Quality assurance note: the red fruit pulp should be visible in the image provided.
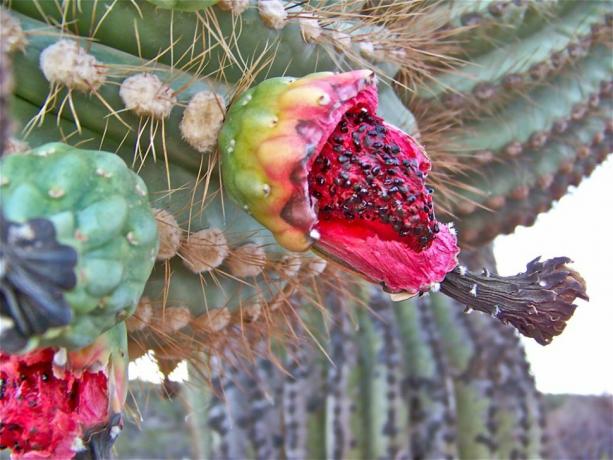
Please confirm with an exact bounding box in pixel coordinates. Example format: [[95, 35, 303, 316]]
[[0, 349, 109, 459], [309, 104, 438, 251], [307, 102, 458, 294]]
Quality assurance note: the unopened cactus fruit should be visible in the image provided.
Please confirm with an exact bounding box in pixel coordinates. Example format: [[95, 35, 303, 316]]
[[0, 322, 128, 459], [220, 70, 459, 296], [0, 143, 158, 352]]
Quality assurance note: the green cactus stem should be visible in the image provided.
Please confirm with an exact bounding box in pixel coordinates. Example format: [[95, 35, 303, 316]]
[[416, 1, 607, 111], [10, 1, 407, 83]]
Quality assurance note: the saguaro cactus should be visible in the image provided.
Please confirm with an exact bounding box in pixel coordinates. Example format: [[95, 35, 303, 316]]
[[0, 1, 608, 458]]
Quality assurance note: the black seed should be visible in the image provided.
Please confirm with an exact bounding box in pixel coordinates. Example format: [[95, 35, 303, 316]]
[[361, 163, 371, 170], [368, 129, 378, 137], [376, 125, 386, 133], [333, 145, 343, 153], [389, 186, 399, 194], [379, 192, 390, 201], [334, 136, 343, 144], [312, 191, 322, 199], [372, 166, 381, 175], [420, 236, 429, 245], [338, 155, 349, 163], [316, 176, 325, 185], [427, 187, 434, 194], [334, 177, 343, 186], [358, 188, 368, 196], [433, 223, 440, 233], [340, 126, 348, 133], [344, 180, 352, 187], [393, 178, 404, 186], [390, 144, 400, 154], [407, 194, 416, 203], [373, 142, 383, 149], [358, 125, 367, 133]]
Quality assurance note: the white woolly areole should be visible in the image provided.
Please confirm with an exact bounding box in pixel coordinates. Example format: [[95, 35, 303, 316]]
[[119, 73, 176, 119], [358, 41, 377, 61], [154, 208, 182, 260], [225, 243, 267, 278], [299, 15, 322, 43], [126, 297, 153, 332], [0, 10, 27, 53], [217, 0, 249, 14], [278, 254, 302, 279], [303, 256, 327, 276], [40, 39, 106, 92], [153, 306, 192, 333], [258, 0, 287, 30], [180, 228, 229, 273], [331, 30, 352, 50], [193, 308, 231, 333], [4, 138, 29, 155], [180, 91, 225, 153]]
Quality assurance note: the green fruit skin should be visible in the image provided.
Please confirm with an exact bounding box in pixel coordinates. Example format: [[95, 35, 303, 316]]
[[0, 143, 159, 350]]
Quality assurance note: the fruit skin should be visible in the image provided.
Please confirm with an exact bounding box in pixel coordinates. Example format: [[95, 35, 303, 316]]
[[0, 143, 158, 352], [0, 322, 128, 459], [220, 69, 378, 251], [220, 70, 459, 294]]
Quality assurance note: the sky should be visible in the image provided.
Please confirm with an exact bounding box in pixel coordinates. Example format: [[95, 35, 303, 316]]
[[130, 158, 613, 396]]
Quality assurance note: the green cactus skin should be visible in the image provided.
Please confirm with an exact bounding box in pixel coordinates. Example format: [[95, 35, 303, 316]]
[[10, 12, 229, 172], [0, 142, 157, 351], [146, 0, 219, 11], [444, 1, 577, 59], [10, 1, 398, 84], [454, 98, 611, 208], [394, 297, 459, 459], [417, 2, 608, 111], [447, 44, 610, 157]]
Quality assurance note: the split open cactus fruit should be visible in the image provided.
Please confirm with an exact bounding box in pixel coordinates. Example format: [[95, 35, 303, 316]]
[[0, 143, 158, 353], [220, 70, 459, 296]]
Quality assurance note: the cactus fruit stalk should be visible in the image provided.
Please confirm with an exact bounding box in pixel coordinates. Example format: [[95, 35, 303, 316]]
[[0, 322, 128, 459]]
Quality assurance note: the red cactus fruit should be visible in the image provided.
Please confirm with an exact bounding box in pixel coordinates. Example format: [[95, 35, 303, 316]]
[[0, 324, 127, 459], [220, 70, 459, 295]]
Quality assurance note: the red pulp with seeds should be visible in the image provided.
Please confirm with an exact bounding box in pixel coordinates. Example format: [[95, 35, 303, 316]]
[[307, 97, 458, 294], [0, 349, 109, 459]]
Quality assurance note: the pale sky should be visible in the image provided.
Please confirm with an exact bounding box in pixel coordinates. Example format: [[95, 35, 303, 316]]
[[131, 159, 613, 396], [495, 157, 613, 395]]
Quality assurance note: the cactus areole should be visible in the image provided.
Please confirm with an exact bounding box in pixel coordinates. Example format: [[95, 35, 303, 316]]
[[220, 70, 459, 295]]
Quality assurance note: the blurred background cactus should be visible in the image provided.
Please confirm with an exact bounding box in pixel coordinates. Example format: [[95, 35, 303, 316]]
[[0, 0, 610, 458]]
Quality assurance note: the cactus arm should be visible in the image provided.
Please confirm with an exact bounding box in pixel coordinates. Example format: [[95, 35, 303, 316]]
[[449, 44, 611, 155], [11, 12, 229, 171], [428, 294, 494, 459], [358, 295, 411, 460], [324, 295, 366, 459], [456, 100, 611, 205], [11, 1, 394, 83], [395, 298, 459, 458], [418, 3, 607, 107]]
